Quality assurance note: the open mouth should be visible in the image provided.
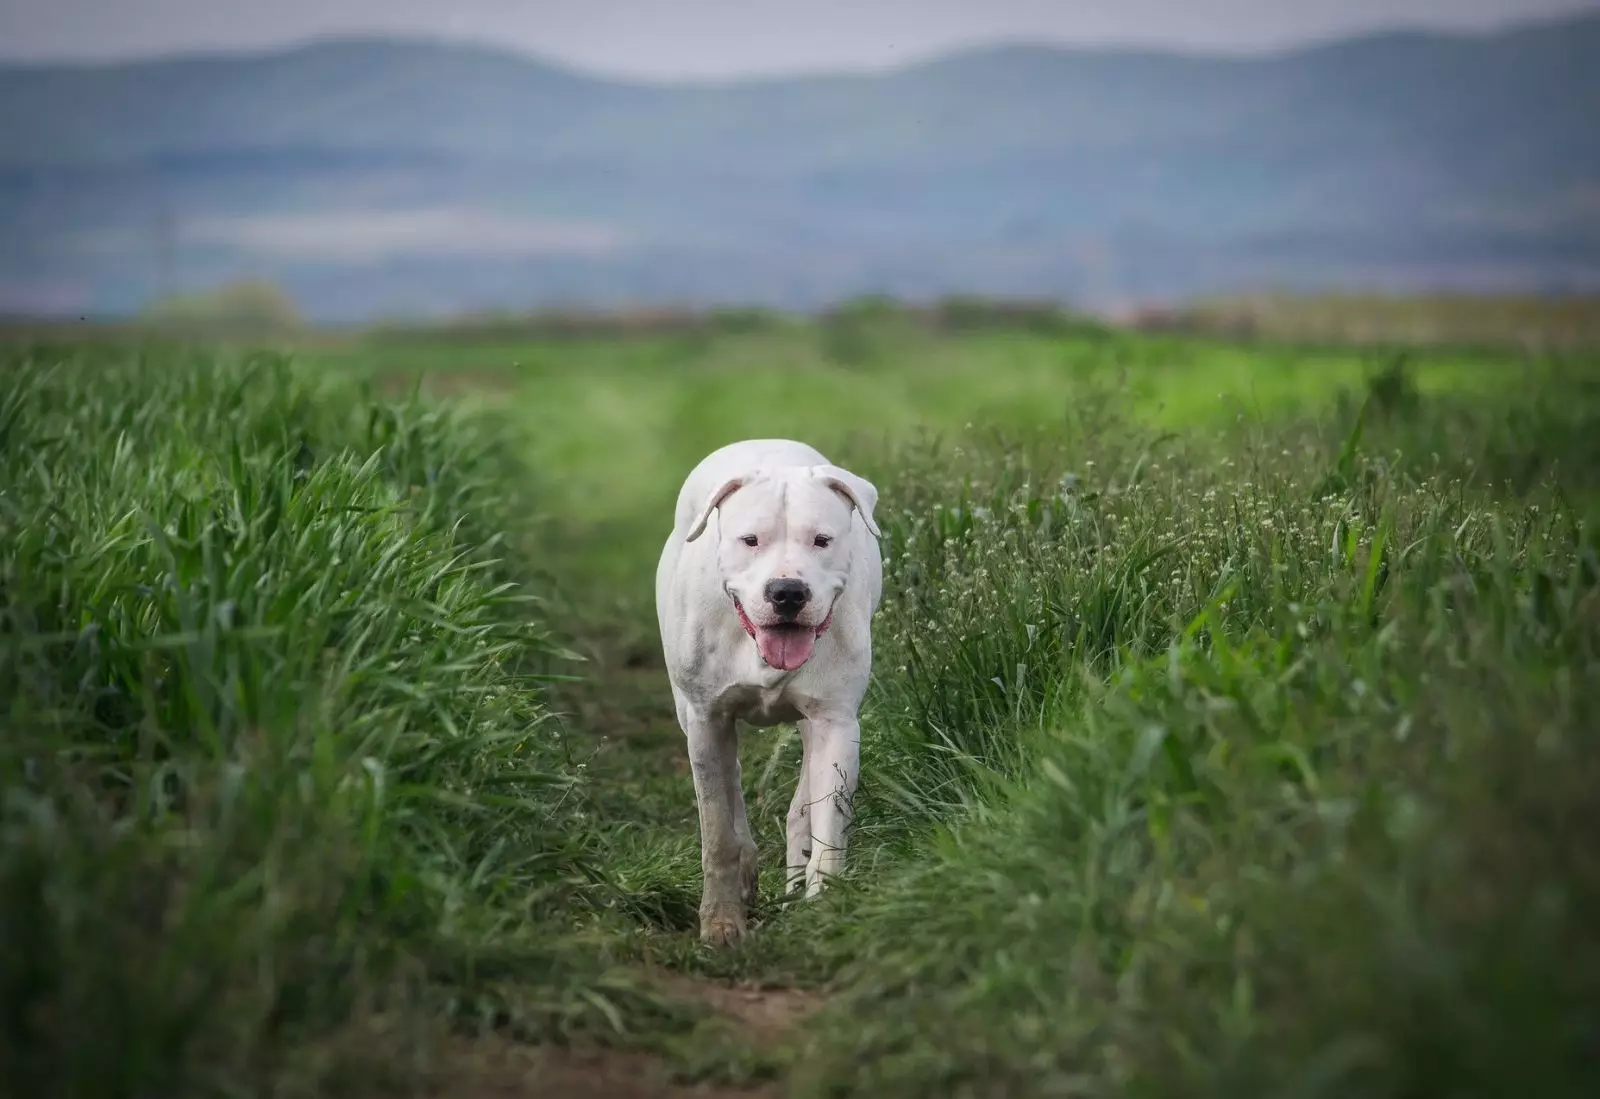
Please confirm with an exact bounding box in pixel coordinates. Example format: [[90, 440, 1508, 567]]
[[732, 596, 835, 671]]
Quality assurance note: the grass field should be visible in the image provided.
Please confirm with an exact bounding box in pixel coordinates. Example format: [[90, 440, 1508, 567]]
[[1145, 293, 1600, 352], [3, 318, 1598, 1098]]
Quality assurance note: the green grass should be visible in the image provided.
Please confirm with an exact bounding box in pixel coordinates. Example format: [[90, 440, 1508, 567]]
[[788, 382, 1600, 1097], [1164, 292, 1600, 351], [0, 349, 686, 1097], [3, 321, 1598, 1097], [302, 322, 1510, 582]]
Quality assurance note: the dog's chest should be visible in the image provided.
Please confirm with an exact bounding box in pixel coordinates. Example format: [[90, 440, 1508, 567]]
[[715, 680, 804, 728]]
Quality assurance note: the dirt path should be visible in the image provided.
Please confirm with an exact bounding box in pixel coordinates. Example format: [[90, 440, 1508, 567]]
[[482, 977, 821, 1098], [430, 584, 824, 1098], [441, 986, 819, 1098]]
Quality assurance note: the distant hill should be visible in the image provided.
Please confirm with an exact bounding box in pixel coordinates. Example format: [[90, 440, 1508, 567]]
[[3, 16, 1598, 320]]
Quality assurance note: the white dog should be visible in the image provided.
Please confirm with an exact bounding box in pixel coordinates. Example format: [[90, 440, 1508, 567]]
[[655, 439, 883, 946]]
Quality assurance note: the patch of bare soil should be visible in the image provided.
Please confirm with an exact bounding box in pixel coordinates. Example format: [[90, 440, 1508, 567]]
[[652, 972, 825, 1046], [427, 976, 823, 1099], [433, 1034, 773, 1099]]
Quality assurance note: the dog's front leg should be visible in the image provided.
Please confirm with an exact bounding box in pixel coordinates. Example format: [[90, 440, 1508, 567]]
[[785, 719, 814, 894], [686, 708, 749, 946], [804, 714, 861, 897]]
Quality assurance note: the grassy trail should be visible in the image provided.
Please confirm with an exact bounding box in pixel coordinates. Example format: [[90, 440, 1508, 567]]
[[368, 323, 1600, 1097], [528, 608, 823, 1096], [4, 323, 1598, 1099], [406, 526, 842, 1095], [448, 327, 1599, 1096]]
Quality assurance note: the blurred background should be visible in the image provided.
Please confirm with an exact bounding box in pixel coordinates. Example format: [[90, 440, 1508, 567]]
[[3, 0, 1599, 336]]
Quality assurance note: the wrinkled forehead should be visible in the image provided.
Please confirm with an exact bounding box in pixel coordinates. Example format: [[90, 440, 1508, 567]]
[[720, 472, 852, 532]]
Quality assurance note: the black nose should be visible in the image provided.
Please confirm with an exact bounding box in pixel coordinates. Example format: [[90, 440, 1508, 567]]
[[765, 578, 810, 617]]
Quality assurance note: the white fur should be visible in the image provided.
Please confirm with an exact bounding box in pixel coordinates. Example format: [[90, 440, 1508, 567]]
[[655, 438, 884, 946]]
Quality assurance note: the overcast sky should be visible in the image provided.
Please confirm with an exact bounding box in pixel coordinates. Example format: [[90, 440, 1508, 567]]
[[3, 0, 1598, 80]]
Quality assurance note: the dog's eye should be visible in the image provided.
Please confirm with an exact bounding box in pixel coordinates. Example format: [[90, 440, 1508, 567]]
[[741, 535, 758, 547], [813, 534, 832, 548]]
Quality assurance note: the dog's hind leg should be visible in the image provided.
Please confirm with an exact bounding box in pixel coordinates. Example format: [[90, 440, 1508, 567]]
[[785, 719, 814, 894]]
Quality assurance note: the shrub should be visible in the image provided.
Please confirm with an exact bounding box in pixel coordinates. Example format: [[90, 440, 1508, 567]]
[[793, 370, 1600, 1098], [0, 349, 662, 1097]]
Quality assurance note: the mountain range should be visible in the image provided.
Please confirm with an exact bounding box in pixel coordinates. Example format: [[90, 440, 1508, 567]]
[[3, 14, 1599, 321]]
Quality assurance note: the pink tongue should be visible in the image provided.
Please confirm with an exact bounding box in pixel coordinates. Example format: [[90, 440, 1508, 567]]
[[756, 626, 816, 670]]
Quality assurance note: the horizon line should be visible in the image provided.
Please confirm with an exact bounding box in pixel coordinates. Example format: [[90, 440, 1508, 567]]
[[0, 9, 1592, 87]]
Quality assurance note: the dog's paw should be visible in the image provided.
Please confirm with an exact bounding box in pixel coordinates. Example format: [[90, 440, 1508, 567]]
[[699, 907, 748, 948]]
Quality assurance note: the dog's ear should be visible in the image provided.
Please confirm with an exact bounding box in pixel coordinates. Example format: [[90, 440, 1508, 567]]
[[683, 475, 747, 542], [815, 465, 881, 538]]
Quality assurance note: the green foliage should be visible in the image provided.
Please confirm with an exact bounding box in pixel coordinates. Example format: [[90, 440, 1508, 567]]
[[140, 279, 305, 333], [1168, 292, 1600, 351], [3, 325, 1597, 1097], [786, 363, 1600, 1098], [0, 350, 673, 1097]]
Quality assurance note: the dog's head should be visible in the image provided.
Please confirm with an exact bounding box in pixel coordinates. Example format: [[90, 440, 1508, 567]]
[[684, 463, 880, 671]]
